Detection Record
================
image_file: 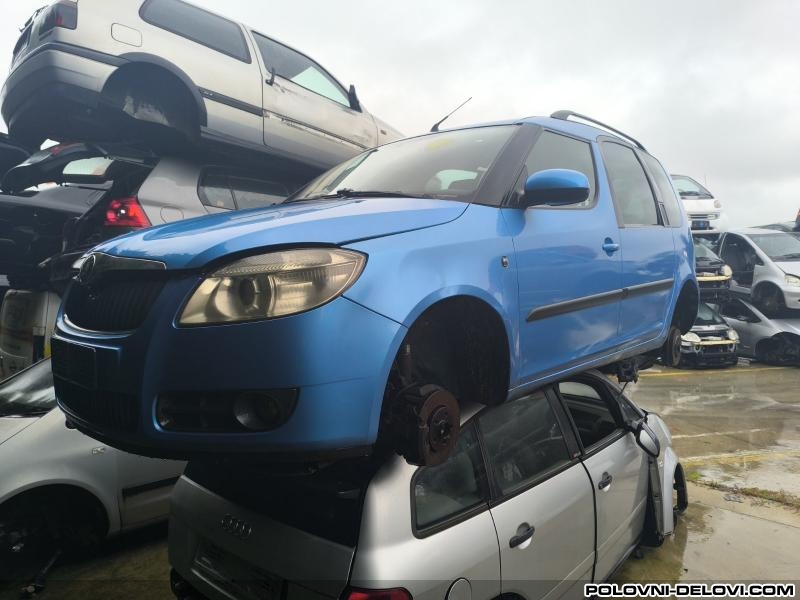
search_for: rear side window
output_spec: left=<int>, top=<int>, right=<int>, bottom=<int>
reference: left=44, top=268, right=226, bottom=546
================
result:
left=641, top=153, right=683, bottom=227
left=199, top=171, right=290, bottom=210
left=140, top=0, right=250, bottom=62
left=479, top=391, right=571, bottom=496
left=413, top=425, right=487, bottom=530
left=522, top=131, right=597, bottom=208
left=602, top=142, right=660, bottom=226
left=253, top=33, right=349, bottom=106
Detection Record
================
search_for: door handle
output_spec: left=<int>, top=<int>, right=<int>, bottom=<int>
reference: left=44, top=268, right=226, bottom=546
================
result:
left=598, top=472, right=613, bottom=491
left=509, top=523, right=535, bottom=548
left=602, top=238, right=620, bottom=255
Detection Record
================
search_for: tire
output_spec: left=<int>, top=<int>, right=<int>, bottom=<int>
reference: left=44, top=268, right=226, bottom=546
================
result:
left=673, top=464, right=689, bottom=525
left=755, top=285, right=786, bottom=317
left=661, top=325, right=683, bottom=368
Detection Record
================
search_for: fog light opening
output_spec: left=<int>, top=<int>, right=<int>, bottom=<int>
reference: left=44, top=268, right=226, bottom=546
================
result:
left=234, top=392, right=289, bottom=431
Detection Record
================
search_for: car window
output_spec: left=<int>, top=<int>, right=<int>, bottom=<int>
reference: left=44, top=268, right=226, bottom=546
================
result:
left=141, top=0, right=250, bottom=62
left=602, top=142, right=660, bottom=226
left=618, top=397, right=642, bottom=425
left=520, top=130, right=596, bottom=208
left=294, top=125, right=517, bottom=204
left=749, top=232, right=800, bottom=262
left=671, top=175, right=712, bottom=198
left=559, top=380, right=622, bottom=449
left=641, top=153, right=682, bottom=227
left=199, top=173, right=236, bottom=210
left=253, top=33, right=349, bottom=106
left=413, top=425, right=487, bottom=530
left=720, top=299, right=759, bottom=323
left=0, top=359, right=55, bottom=416
left=696, top=302, right=727, bottom=326
left=479, top=391, right=571, bottom=496
left=230, top=176, right=290, bottom=209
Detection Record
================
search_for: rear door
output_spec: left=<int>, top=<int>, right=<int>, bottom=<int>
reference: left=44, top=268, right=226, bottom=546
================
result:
left=250, top=32, right=376, bottom=168
left=557, top=377, right=649, bottom=581
left=600, top=142, right=676, bottom=344
left=483, top=390, right=595, bottom=600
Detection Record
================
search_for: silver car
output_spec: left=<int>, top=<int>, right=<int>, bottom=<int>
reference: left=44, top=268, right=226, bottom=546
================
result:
left=168, top=370, right=685, bottom=600
left=717, top=228, right=800, bottom=315
left=0, top=360, right=185, bottom=574
left=719, top=298, right=800, bottom=365
left=2, top=0, right=403, bottom=169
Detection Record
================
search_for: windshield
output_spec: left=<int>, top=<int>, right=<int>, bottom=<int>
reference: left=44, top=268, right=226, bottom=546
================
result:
left=749, top=232, right=800, bottom=262
left=694, top=240, right=720, bottom=261
left=293, top=125, right=517, bottom=203
left=671, top=175, right=713, bottom=198
left=0, top=359, right=55, bottom=418
left=696, top=303, right=726, bottom=326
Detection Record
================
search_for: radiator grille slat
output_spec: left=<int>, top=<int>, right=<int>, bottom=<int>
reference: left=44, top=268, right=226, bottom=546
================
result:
left=65, top=277, right=165, bottom=332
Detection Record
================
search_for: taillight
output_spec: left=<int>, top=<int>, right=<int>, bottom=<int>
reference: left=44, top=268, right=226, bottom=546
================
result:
left=105, top=196, right=151, bottom=228
left=40, top=1, right=78, bottom=34
left=342, top=588, right=413, bottom=600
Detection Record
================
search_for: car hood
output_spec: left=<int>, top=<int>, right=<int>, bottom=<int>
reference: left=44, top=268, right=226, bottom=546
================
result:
left=768, top=319, right=800, bottom=335
left=773, top=262, right=800, bottom=275
left=0, top=416, right=39, bottom=446
left=94, top=197, right=469, bottom=270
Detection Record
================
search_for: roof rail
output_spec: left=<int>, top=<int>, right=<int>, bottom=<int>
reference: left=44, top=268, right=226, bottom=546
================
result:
left=550, top=110, right=647, bottom=152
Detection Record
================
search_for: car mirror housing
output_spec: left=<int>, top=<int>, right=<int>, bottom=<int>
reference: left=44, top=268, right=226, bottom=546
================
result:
left=635, top=420, right=661, bottom=458
left=521, top=169, right=590, bottom=208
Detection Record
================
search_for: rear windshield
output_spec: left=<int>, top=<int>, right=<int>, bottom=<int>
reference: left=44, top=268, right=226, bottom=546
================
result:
left=140, top=0, right=250, bottom=62
left=184, top=458, right=381, bottom=547
left=0, top=359, right=55, bottom=417
left=292, top=125, right=517, bottom=204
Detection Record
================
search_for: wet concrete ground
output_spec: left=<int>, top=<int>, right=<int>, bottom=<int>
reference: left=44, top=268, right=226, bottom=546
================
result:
left=1, top=362, right=798, bottom=599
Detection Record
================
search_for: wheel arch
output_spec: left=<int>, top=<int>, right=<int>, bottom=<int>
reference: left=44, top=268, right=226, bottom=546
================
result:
left=103, top=54, right=208, bottom=127
left=671, top=280, right=700, bottom=334
left=659, top=446, right=682, bottom=536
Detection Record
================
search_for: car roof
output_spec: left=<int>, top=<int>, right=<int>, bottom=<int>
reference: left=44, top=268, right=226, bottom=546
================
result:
left=729, top=227, right=791, bottom=236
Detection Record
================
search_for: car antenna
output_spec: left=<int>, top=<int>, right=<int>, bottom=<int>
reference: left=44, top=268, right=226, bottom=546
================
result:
left=430, top=97, right=472, bottom=132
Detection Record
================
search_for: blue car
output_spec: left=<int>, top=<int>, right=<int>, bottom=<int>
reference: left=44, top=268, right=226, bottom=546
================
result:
left=52, top=112, right=698, bottom=466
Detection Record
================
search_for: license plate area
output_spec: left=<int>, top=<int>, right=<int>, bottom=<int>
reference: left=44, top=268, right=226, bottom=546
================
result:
left=692, top=219, right=711, bottom=230
left=51, top=337, right=97, bottom=390
left=193, top=541, right=284, bottom=600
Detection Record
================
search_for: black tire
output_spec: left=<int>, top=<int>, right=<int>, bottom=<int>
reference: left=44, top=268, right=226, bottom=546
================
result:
left=661, top=326, right=683, bottom=368
left=755, top=285, right=786, bottom=317
left=673, top=464, right=689, bottom=524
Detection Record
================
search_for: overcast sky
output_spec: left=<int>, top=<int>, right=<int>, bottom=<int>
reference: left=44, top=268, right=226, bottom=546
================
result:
left=2, top=0, right=798, bottom=227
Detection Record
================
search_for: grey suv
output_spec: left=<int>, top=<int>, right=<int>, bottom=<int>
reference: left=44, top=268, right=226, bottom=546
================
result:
left=168, top=371, right=685, bottom=600
left=3, top=0, right=403, bottom=169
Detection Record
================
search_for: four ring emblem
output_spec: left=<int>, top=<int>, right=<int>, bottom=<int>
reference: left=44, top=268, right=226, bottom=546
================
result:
left=220, top=514, right=253, bottom=539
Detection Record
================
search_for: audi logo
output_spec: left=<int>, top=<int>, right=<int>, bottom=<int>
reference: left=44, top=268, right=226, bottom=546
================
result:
left=220, top=514, right=253, bottom=539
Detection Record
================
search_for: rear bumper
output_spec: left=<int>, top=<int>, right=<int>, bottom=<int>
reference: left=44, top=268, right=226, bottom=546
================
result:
left=1, top=44, right=120, bottom=138
left=53, top=275, right=405, bottom=460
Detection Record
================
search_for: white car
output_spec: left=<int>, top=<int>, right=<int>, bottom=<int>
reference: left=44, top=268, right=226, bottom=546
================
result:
left=0, top=359, right=185, bottom=575
left=2, top=0, right=403, bottom=170
left=670, top=174, right=727, bottom=234
left=0, top=289, right=60, bottom=380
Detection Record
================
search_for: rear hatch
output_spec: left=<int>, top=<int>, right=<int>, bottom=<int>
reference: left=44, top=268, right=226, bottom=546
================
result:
left=0, top=143, right=155, bottom=287
left=171, top=459, right=381, bottom=600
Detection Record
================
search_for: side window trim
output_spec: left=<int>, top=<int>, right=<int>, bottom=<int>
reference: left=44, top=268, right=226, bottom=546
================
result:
left=639, top=151, right=683, bottom=228
left=600, top=139, right=664, bottom=229
left=251, top=31, right=351, bottom=108
left=410, top=422, right=492, bottom=539
left=139, top=0, right=252, bottom=63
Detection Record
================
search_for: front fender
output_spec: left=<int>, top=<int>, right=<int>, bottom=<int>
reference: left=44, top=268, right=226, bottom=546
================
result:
left=659, top=446, right=680, bottom=535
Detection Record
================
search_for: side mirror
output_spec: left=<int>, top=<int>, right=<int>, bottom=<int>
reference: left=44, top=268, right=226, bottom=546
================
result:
left=348, top=85, right=361, bottom=112
left=635, top=420, right=661, bottom=458
left=521, top=169, right=590, bottom=208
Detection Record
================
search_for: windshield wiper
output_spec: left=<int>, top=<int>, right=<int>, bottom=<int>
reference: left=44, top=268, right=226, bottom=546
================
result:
left=773, top=253, right=800, bottom=261
left=303, top=189, right=428, bottom=201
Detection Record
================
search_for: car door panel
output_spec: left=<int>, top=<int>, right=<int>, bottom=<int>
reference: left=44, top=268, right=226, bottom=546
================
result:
left=117, top=452, right=184, bottom=528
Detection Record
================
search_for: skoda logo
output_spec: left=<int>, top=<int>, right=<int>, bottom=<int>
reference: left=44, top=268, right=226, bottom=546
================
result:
left=220, top=514, right=253, bottom=539
left=77, top=253, right=98, bottom=284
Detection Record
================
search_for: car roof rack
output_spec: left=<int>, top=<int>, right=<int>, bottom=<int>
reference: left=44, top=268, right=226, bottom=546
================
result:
left=550, top=110, right=647, bottom=152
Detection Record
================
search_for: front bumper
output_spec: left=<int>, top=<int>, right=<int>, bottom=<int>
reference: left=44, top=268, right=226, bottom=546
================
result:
left=54, top=274, right=405, bottom=460
left=696, top=274, right=731, bottom=302
left=680, top=340, right=738, bottom=367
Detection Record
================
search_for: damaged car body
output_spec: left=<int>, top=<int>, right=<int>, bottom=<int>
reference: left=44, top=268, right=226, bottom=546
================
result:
left=720, top=298, right=800, bottom=366
left=679, top=303, right=739, bottom=368
left=52, top=113, right=698, bottom=466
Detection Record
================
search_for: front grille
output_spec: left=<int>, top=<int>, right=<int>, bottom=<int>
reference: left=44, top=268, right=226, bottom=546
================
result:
left=56, top=377, right=139, bottom=432
left=51, top=338, right=96, bottom=389
left=65, top=277, right=165, bottom=332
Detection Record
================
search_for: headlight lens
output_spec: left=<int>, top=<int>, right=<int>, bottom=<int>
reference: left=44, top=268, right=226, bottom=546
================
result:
left=714, top=199, right=722, bottom=209
left=179, top=248, right=366, bottom=325
left=728, top=329, right=740, bottom=341
left=785, top=274, right=800, bottom=287
left=682, top=332, right=701, bottom=344
left=721, top=265, right=733, bottom=277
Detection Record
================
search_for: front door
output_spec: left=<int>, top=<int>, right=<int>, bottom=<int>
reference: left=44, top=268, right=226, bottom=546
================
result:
left=504, top=130, right=623, bottom=384
left=557, top=378, right=649, bottom=581
left=482, top=390, right=595, bottom=600
left=600, top=142, right=677, bottom=345
left=251, top=32, right=376, bottom=168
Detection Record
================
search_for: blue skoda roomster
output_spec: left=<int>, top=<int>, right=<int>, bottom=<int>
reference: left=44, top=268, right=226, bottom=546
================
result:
left=52, top=112, right=698, bottom=466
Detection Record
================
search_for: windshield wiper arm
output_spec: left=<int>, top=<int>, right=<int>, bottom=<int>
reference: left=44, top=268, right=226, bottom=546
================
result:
left=309, top=189, right=426, bottom=200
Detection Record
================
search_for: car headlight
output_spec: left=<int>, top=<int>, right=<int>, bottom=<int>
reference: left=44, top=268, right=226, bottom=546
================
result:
left=682, top=332, right=701, bottom=344
left=721, top=265, right=733, bottom=278
left=179, top=248, right=366, bottom=325
left=727, top=329, right=739, bottom=342
left=785, top=274, right=800, bottom=287
left=714, top=199, right=722, bottom=209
